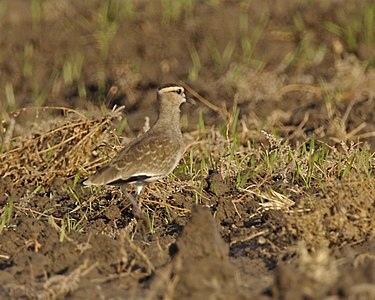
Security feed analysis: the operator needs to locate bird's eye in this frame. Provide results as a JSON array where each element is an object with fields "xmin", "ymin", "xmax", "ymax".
[{"xmin": 176, "ymin": 89, "xmax": 182, "ymax": 95}]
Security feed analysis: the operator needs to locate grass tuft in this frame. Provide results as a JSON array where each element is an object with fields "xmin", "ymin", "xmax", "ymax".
[{"xmin": 0, "ymin": 195, "xmax": 14, "ymax": 233}]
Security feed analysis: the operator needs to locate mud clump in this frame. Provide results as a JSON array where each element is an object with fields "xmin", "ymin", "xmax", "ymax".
[
  {"xmin": 272, "ymin": 239, "xmax": 375, "ymax": 299},
  {"xmin": 168, "ymin": 206, "xmax": 244, "ymax": 300}
]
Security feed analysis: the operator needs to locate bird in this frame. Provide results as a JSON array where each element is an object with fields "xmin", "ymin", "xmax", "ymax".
[{"xmin": 83, "ymin": 84, "xmax": 193, "ymax": 216}]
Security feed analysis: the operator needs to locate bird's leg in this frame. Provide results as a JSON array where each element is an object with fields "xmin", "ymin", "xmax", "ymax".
[
  {"xmin": 121, "ymin": 185, "xmax": 145, "ymax": 218},
  {"xmin": 135, "ymin": 184, "xmax": 145, "ymax": 215},
  {"xmin": 121, "ymin": 187, "xmax": 138, "ymax": 216}
]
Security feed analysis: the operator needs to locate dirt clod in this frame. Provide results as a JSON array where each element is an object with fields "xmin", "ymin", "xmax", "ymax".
[{"xmin": 172, "ymin": 206, "xmax": 241, "ymax": 299}]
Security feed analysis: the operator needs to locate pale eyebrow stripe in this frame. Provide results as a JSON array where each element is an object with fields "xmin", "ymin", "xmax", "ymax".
[{"xmin": 159, "ymin": 86, "xmax": 184, "ymax": 93}]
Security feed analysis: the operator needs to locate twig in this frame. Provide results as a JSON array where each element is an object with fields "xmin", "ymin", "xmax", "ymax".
[
  {"xmin": 179, "ymin": 81, "xmax": 230, "ymax": 120},
  {"xmin": 230, "ymin": 229, "xmax": 269, "ymax": 246}
]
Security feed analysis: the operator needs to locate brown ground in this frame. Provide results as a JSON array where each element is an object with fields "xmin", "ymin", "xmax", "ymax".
[{"xmin": 1, "ymin": 1, "xmax": 375, "ymax": 299}]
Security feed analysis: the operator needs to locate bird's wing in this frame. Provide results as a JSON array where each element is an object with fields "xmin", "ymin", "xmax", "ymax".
[{"xmin": 84, "ymin": 134, "xmax": 183, "ymax": 186}]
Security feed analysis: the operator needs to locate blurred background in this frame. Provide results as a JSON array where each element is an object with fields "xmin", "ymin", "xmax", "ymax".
[{"xmin": 1, "ymin": 0, "xmax": 375, "ymax": 146}]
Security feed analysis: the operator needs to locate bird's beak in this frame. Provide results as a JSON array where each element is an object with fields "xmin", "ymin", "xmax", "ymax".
[{"xmin": 186, "ymin": 95, "xmax": 196, "ymax": 105}]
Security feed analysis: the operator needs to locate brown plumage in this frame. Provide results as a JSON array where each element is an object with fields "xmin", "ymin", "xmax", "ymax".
[{"xmin": 84, "ymin": 84, "xmax": 191, "ymax": 216}]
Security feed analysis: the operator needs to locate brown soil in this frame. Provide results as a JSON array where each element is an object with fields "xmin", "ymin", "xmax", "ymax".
[{"xmin": 1, "ymin": 1, "xmax": 375, "ymax": 299}]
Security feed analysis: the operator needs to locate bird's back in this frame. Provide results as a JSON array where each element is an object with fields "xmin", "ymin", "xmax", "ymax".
[{"xmin": 84, "ymin": 130, "xmax": 184, "ymax": 186}]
